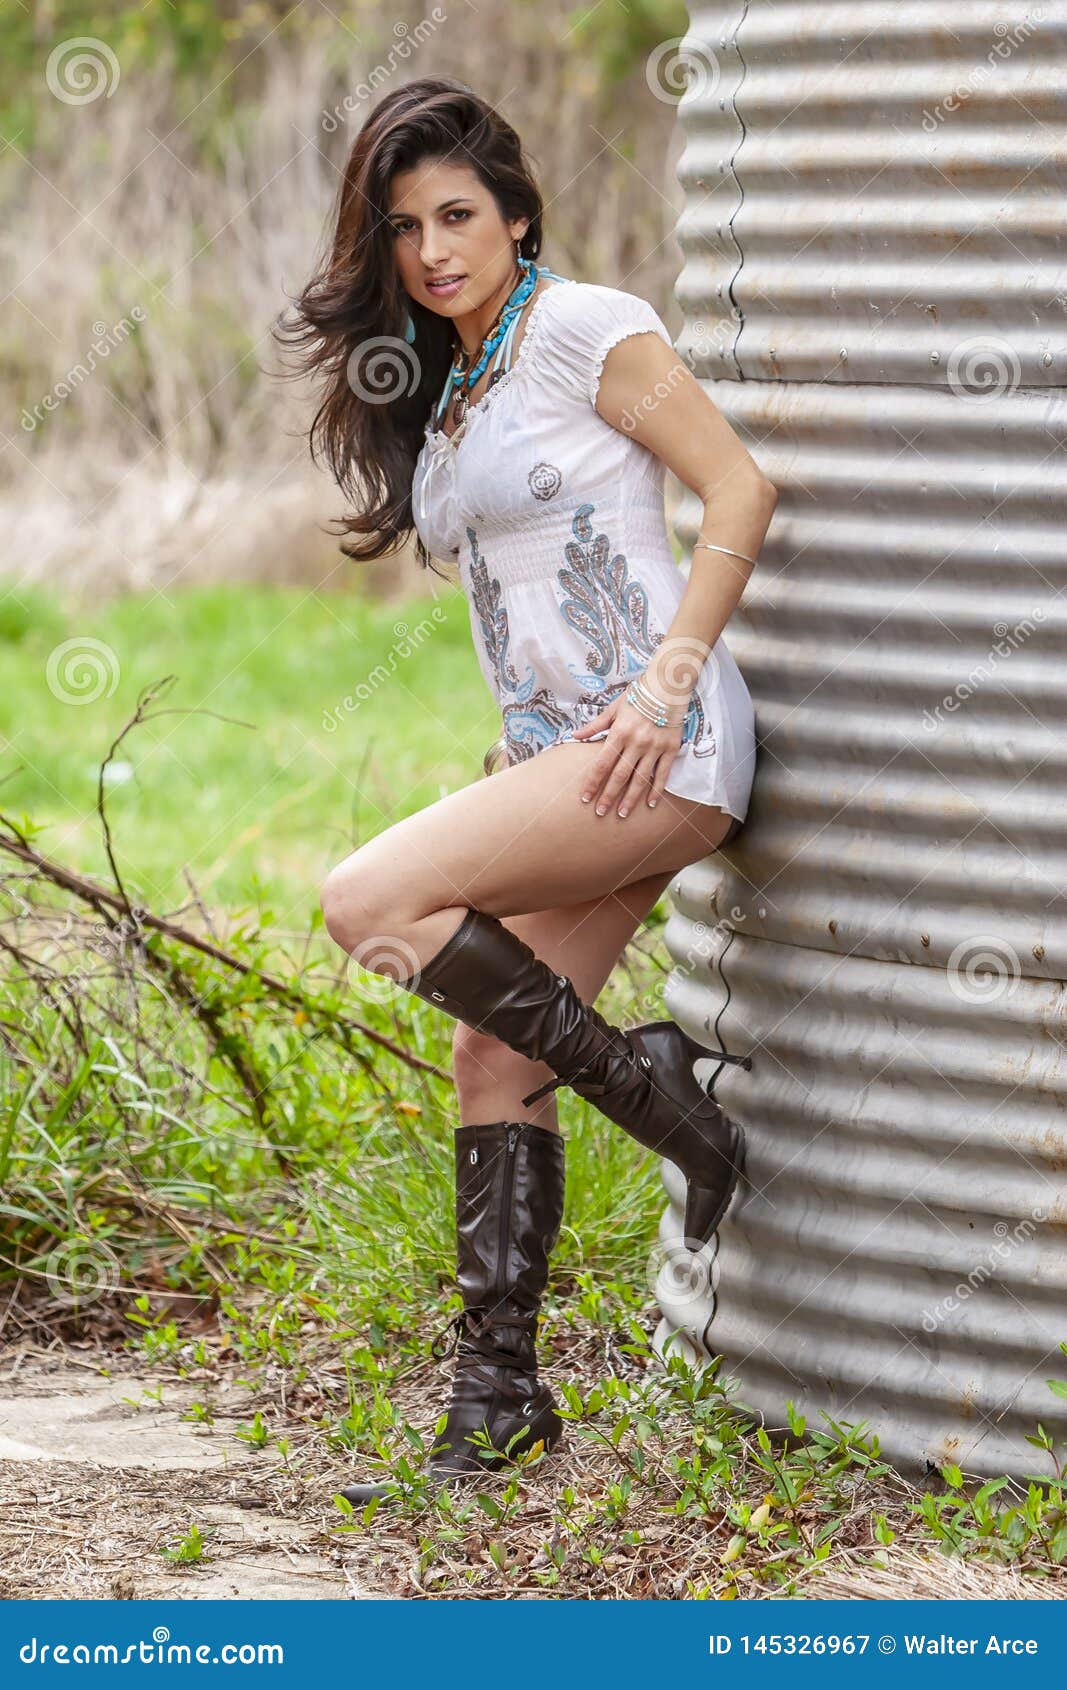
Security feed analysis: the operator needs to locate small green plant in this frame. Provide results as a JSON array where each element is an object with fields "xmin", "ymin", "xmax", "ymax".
[
  {"xmin": 160, "ymin": 1523, "xmax": 212, "ymax": 1566},
  {"xmin": 235, "ymin": 1410, "xmax": 270, "ymax": 1449}
]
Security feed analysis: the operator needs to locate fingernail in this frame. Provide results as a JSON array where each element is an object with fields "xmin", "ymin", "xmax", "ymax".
[
  {"xmin": 595, "ymin": 805, "xmax": 606, "ymax": 816},
  {"xmin": 581, "ymin": 794, "xmax": 591, "ymax": 803},
  {"xmin": 618, "ymin": 808, "xmax": 628, "ymax": 818},
  {"xmin": 649, "ymin": 799, "xmax": 657, "ymax": 808}
]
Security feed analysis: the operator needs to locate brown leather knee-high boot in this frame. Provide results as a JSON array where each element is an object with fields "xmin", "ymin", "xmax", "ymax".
[
  {"xmin": 339, "ymin": 1119, "xmax": 564, "ymax": 1505},
  {"xmin": 402, "ymin": 907, "xmax": 750, "ymax": 1248}
]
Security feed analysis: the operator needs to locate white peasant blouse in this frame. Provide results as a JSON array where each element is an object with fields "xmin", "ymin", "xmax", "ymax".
[{"xmin": 410, "ymin": 279, "xmax": 756, "ymax": 822}]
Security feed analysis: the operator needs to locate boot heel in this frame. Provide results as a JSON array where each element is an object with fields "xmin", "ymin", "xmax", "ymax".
[{"xmin": 672, "ymin": 1023, "xmax": 753, "ymax": 1083}]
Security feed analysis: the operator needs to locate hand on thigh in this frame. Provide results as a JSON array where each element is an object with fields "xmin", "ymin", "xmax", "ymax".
[{"xmin": 325, "ymin": 738, "xmax": 734, "ymax": 940}]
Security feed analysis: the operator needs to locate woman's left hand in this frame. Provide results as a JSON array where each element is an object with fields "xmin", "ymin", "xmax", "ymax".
[{"xmin": 572, "ymin": 692, "xmax": 685, "ymax": 817}]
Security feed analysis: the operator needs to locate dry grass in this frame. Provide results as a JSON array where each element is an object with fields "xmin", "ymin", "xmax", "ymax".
[
  {"xmin": 3, "ymin": 1308, "xmax": 1065, "ymax": 1603},
  {"xmin": 3, "ymin": 9, "xmax": 683, "ymax": 605}
]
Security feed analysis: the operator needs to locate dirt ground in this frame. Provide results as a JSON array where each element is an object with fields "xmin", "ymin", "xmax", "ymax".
[
  {"xmin": 2, "ymin": 1343, "xmax": 1064, "ymax": 1603},
  {"xmin": 0, "ymin": 1350, "xmax": 384, "ymax": 1600}
]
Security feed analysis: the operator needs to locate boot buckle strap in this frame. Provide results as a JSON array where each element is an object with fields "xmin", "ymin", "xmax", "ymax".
[{"xmin": 430, "ymin": 1312, "xmax": 465, "ymax": 1360}]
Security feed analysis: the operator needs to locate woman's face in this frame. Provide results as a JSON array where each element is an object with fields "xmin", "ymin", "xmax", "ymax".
[{"xmin": 387, "ymin": 158, "xmax": 527, "ymax": 318}]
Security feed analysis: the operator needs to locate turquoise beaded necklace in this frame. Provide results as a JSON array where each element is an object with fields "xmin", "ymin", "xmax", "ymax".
[{"xmin": 432, "ymin": 256, "xmax": 571, "ymax": 431}]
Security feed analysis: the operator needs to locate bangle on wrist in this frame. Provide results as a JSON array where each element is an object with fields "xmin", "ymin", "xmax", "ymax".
[
  {"xmin": 631, "ymin": 675, "xmax": 689, "ymax": 717},
  {"xmin": 693, "ymin": 539, "xmax": 758, "ymax": 568},
  {"xmin": 626, "ymin": 676, "xmax": 690, "ymax": 728}
]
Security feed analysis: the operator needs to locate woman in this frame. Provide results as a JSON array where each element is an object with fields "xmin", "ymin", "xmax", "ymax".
[{"xmin": 279, "ymin": 77, "xmax": 777, "ymax": 1502}]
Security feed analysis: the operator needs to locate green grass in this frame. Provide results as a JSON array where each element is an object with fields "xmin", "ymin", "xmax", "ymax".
[
  {"xmin": 0, "ymin": 571, "xmax": 675, "ymax": 1330},
  {"xmin": 4, "ymin": 578, "xmax": 1067, "ymax": 1597},
  {"xmin": 0, "ymin": 576, "xmax": 497, "ymax": 912}
]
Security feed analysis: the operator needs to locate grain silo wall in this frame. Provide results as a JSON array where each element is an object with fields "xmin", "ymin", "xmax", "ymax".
[{"xmin": 655, "ymin": 0, "xmax": 1067, "ymax": 1479}]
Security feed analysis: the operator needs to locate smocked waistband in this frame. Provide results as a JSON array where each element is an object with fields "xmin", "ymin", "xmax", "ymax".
[{"xmin": 461, "ymin": 496, "xmax": 675, "ymax": 587}]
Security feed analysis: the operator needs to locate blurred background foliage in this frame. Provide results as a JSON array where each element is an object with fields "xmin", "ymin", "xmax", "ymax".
[
  {"xmin": 1, "ymin": 0, "xmax": 691, "ymax": 603},
  {"xmin": 3, "ymin": 1, "xmax": 690, "ymax": 140}
]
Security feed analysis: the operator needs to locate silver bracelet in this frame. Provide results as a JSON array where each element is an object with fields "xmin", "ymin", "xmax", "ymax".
[
  {"xmin": 693, "ymin": 540, "xmax": 758, "ymax": 568},
  {"xmin": 632, "ymin": 675, "xmax": 687, "ymax": 715},
  {"xmin": 626, "ymin": 688, "xmax": 673, "ymax": 728},
  {"xmin": 627, "ymin": 677, "xmax": 689, "ymax": 727},
  {"xmin": 631, "ymin": 676, "xmax": 681, "ymax": 712}
]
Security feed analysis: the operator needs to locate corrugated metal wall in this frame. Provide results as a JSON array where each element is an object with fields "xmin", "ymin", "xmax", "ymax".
[{"xmin": 657, "ymin": 0, "xmax": 1067, "ymax": 1478}]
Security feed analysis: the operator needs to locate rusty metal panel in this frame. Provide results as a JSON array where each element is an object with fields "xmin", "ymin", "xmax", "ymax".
[{"xmin": 657, "ymin": 1, "xmax": 1067, "ymax": 1479}]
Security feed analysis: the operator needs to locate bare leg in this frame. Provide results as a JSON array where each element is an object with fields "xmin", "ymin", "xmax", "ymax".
[
  {"xmin": 450, "ymin": 869, "xmax": 675, "ymax": 1133},
  {"xmin": 320, "ymin": 737, "xmax": 738, "ymax": 979}
]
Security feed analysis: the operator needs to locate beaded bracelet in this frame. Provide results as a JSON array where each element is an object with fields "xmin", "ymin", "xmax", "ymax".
[
  {"xmin": 626, "ymin": 686, "xmax": 670, "ymax": 726},
  {"xmin": 632, "ymin": 674, "xmax": 690, "ymax": 716},
  {"xmin": 626, "ymin": 676, "xmax": 689, "ymax": 728}
]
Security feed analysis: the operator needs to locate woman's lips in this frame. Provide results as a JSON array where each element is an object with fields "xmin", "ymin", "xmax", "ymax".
[{"xmin": 425, "ymin": 274, "xmax": 466, "ymax": 298}]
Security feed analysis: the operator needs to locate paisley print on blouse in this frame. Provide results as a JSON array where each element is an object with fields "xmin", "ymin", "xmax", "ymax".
[
  {"xmin": 468, "ymin": 506, "xmax": 715, "ymax": 765},
  {"xmin": 408, "ymin": 279, "xmax": 754, "ymax": 818},
  {"xmin": 556, "ymin": 503, "xmax": 715, "ymax": 758}
]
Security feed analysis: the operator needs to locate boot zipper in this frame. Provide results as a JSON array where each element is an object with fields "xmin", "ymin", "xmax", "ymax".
[
  {"xmin": 488, "ymin": 1125, "xmax": 521, "ymax": 1438},
  {"xmin": 496, "ymin": 1125, "xmax": 519, "ymax": 1297}
]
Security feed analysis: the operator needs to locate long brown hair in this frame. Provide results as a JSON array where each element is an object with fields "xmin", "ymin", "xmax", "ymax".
[{"xmin": 275, "ymin": 77, "xmax": 545, "ymax": 574}]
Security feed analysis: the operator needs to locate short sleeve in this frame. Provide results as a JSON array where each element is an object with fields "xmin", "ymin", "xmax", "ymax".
[{"xmin": 543, "ymin": 283, "xmax": 674, "ymax": 409}]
